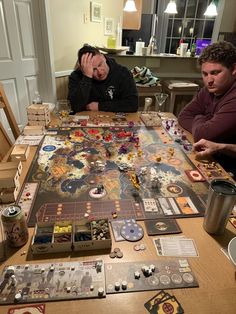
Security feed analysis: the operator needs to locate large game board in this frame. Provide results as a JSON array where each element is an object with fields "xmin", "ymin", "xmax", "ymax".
[
  {"xmin": 20, "ymin": 125, "xmax": 209, "ymax": 227},
  {"xmin": 105, "ymin": 258, "xmax": 198, "ymax": 293},
  {"xmin": 0, "ymin": 260, "xmax": 105, "ymax": 304}
]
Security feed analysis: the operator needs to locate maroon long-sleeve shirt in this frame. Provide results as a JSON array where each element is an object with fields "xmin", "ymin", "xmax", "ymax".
[{"xmin": 178, "ymin": 80, "xmax": 236, "ymax": 144}]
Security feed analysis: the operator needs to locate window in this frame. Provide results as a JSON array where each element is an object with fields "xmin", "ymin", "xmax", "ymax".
[{"xmin": 158, "ymin": 0, "xmax": 216, "ymax": 54}]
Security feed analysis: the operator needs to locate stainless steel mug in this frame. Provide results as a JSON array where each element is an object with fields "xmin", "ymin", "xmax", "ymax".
[{"xmin": 203, "ymin": 179, "xmax": 236, "ymax": 235}]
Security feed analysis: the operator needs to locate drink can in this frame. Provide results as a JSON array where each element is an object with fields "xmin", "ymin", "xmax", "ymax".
[{"xmin": 1, "ymin": 205, "xmax": 28, "ymax": 247}]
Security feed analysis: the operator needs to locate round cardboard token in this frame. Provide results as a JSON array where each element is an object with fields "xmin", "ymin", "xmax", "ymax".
[{"xmin": 120, "ymin": 222, "xmax": 144, "ymax": 242}]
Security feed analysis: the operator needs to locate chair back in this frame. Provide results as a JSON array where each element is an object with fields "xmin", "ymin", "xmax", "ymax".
[
  {"xmin": 0, "ymin": 82, "xmax": 20, "ymax": 140},
  {"xmin": 0, "ymin": 121, "xmax": 12, "ymax": 161}
]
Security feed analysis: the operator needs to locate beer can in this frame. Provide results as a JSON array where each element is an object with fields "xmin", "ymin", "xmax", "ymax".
[{"xmin": 1, "ymin": 205, "xmax": 28, "ymax": 247}]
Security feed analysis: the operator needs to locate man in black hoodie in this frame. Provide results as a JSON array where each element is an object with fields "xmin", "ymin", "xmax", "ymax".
[{"xmin": 68, "ymin": 45, "xmax": 138, "ymax": 113}]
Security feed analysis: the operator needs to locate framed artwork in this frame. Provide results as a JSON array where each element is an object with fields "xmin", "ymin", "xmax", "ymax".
[
  {"xmin": 104, "ymin": 18, "xmax": 114, "ymax": 35},
  {"xmin": 90, "ymin": 2, "xmax": 102, "ymax": 23}
]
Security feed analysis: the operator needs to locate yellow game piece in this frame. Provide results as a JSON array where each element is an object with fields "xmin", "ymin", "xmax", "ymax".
[{"xmin": 207, "ymin": 172, "xmax": 212, "ymax": 177}]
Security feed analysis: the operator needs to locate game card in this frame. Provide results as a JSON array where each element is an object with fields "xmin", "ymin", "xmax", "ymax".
[
  {"xmin": 144, "ymin": 290, "xmax": 171, "ymax": 312},
  {"xmin": 144, "ymin": 218, "xmax": 182, "ymax": 235},
  {"xmin": 158, "ymin": 198, "xmax": 181, "ymax": 215},
  {"xmin": 7, "ymin": 303, "xmax": 45, "ymax": 314},
  {"xmin": 110, "ymin": 219, "xmax": 136, "ymax": 241},
  {"xmin": 152, "ymin": 296, "xmax": 184, "ymax": 314},
  {"xmin": 153, "ymin": 237, "xmax": 199, "ymax": 257},
  {"xmin": 175, "ymin": 197, "xmax": 199, "ymax": 214}
]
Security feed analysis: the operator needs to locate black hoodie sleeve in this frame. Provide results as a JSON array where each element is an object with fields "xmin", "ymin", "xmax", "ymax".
[{"xmin": 68, "ymin": 71, "xmax": 92, "ymax": 112}]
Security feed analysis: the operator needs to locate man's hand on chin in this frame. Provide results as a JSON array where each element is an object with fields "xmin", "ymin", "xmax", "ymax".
[{"xmin": 86, "ymin": 102, "xmax": 99, "ymax": 111}]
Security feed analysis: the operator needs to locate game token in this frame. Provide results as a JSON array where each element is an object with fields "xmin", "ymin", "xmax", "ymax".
[
  {"xmin": 120, "ymin": 222, "xmax": 144, "ymax": 242},
  {"xmin": 139, "ymin": 243, "xmax": 146, "ymax": 250},
  {"xmin": 133, "ymin": 244, "xmax": 140, "ymax": 251},
  {"xmin": 114, "ymin": 247, "xmax": 120, "ymax": 253},
  {"xmin": 116, "ymin": 251, "xmax": 123, "ymax": 258},
  {"xmin": 109, "ymin": 252, "xmax": 116, "ymax": 259}
]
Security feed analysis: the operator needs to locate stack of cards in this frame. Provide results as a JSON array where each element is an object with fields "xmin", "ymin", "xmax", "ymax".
[{"xmin": 144, "ymin": 290, "xmax": 184, "ymax": 313}]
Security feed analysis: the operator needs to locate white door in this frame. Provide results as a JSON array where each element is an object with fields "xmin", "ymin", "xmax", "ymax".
[{"xmin": 0, "ymin": 0, "xmax": 55, "ymax": 136}]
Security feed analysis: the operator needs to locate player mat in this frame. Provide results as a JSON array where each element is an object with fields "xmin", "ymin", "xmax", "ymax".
[
  {"xmin": 22, "ymin": 126, "xmax": 209, "ymax": 227},
  {"xmin": 105, "ymin": 258, "xmax": 198, "ymax": 294},
  {"xmin": 0, "ymin": 260, "xmax": 105, "ymax": 305}
]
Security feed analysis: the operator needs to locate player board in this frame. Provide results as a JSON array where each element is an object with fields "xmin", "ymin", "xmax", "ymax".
[
  {"xmin": 0, "ymin": 260, "xmax": 105, "ymax": 304},
  {"xmin": 20, "ymin": 125, "xmax": 209, "ymax": 227},
  {"xmin": 105, "ymin": 258, "xmax": 198, "ymax": 293}
]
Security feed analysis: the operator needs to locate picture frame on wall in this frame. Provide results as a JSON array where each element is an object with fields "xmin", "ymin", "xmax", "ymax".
[
  {"xmin": 104, "ymin": 18, "xmax": 114, "ymax": 35},
  {"xmin": 90, "ymin": 2, "xmax": 102, "ymax": 23}
]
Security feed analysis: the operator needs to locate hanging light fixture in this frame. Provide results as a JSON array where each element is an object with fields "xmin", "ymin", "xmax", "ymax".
[
  {"xmin": 123, "ymin": 0, "xmax": 137, "ymax": 12},
  {"xmin": 204, "ymin": 1, "xmax": 218, "ymax": 17},
  {"xmin": 164, "ymin": 1, "xmax": 178, "ymax": 14}
]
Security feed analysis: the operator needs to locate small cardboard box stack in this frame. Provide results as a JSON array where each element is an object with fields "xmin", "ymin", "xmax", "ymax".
[
  {"xmin": 0, "ymin": 161, "xmax": 22, "ymax": 203},
  {"xmin": 10, "ymin": 144, "xmax": 30, "ymax": 161},
  {"xmin": 23, "ymin": 125, "xmax": 45, "ymax": 136},
  {"xmin": 27, "ymin": 104, "xmax": 50, "ymax": 126}
]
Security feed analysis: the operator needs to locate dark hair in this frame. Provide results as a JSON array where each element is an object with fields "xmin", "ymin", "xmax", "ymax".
[
  {"xmin": 198, "ymin": 41, "xmax": 236, "ymax": 69},
  {"xmin": 77, "ymin": 44, "xmax": 101, "ymax": 65}
]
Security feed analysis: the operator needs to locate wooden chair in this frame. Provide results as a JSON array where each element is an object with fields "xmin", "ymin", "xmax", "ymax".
[
  {"xmin": 0, "ymin": 122, "xmax": 12, "ymax": 161},
  {"xmin": 0, "ymin": 82, "xmax": 20, "ymax": 140}
]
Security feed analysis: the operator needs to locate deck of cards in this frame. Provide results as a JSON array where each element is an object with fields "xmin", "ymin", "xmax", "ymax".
[{"xmin": 145, "ymin": 290, "xmax": 184, "ymax": 313}]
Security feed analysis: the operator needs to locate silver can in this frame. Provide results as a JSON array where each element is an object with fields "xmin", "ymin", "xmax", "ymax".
[
  {"xmin": 1, "ymin": 205, "xmax": 29, "ymax": 247},
  {"xmin": 203, "ymin": 179, "xmax": 236, "ymax": 235}
]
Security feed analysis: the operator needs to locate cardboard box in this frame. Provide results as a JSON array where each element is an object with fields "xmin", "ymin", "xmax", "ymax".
[
  {"xmin": 0, "ymin": 169, "xmax": 20, "ymax": 188},
  {"xmin": 23, "ymin": 125, "xmax": 45, "ymax": 136},
  {"xmin": 31, "ymin": 219, "xmax": 111, "ymax": 254},
  {"xmin": 0, "ymin": 185, "xmax": 20, "ymax": 203},
  {"xmin": 31, "ymin": 221, "xmax": 73, "ymax": 254},
  {"xmin": 73, "ymin": 219, "xmax": 111, "ymax": 252},
  {"xmin": 0, "ymin": 161, "xmax": 22, "ymax": 175},
  {"xmin": 10, "ymin": 144, "xmax": 30, "ymax": 161}
]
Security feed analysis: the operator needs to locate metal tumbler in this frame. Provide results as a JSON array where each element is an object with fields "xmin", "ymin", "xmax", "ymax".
[{"xmin": 203, "ymin": 179, "xmax": 236, "ymax": 235}]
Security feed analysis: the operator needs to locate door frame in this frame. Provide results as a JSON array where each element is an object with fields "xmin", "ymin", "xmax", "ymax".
[{"xmin": 34, "ymin": 0, "xmax": 56, "ymax": 103}]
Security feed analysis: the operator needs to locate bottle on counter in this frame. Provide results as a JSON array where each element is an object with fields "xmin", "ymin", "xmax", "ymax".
[
  {"xmin": 32, "ymin": 91, "xmax": 42, "ymax": 104},
  {"xmin": 176, "ymin": 38, "xmax": 183, "ymax": 55},
  {"xmin": 190, "ymin": 40, "xmax": 196, "ymax": 57}
]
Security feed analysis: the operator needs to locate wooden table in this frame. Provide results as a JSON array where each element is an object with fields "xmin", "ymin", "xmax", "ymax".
[{"xmin": 0, "ymin": 112, "xmax": 236, "ymax": 314}]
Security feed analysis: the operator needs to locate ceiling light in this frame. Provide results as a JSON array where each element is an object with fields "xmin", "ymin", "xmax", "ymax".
[
  {"xmin": 164, "ymin": 1, "xmax": 178, "ymax": 14},
  {"xmin": 123, "ymin": 0, "xmax": 137, "ymax": 12},
  {"xmin": 204, "ymin": 1, "xmax": 218, "ymax": 17}
]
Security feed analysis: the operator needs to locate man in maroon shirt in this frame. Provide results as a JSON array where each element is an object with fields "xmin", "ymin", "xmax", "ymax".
[
  {"xmin": 178, "ymin": 41, "xmax": 236, "ymax": 143},
  {"xmin": 178, "ymin": 41, "xmax": 236, "ymax": 174}
]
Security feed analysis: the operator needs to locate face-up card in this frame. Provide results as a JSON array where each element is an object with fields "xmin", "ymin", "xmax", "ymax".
[
  {"xmin": 145, "ymin": 218, "xmax": 182, "ymax": 235},
  {"xmin": 7, "ymin": 304, "xmax": 45, "ymax": 314},
  {"xmin": 110, "ymin": 219, "xmax": 136, "ymax": 241},
  {"xmin": 144, "ymin": 290, "xmax": 171, "ymax": 312},
  {"xmin": 185, "ymin": 169, "xmax": 205, "ymax": 182},
  {"xmin": 175, "ymin": 197, "xmax": 199, "ymax": 215},
  {"xmin": 152, "ymin": 296, "xmax": 184, "ymax": 314}
]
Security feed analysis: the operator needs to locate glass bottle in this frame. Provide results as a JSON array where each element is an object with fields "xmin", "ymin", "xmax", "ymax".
[{"xmin": 32, "ymin": 91, "xmax": 42, "ymax": 104}]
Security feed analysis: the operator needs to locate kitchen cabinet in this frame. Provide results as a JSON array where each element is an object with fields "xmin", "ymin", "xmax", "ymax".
[{"xmin": 122, "ymin": 0, "xmax": 142, "ymax": 30}]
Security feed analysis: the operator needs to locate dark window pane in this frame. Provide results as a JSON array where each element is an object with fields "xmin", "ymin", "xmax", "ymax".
[
  {"xmin": 170, "ymin": 38, "xmax": 179, "ymax": 54},
  {"xmin": 204, "ymin": 20, "xmax": 214, "ymax": 38},
  {"xmin": 165, "ymin": 39, "xmax": 170, "ymax": 53},
  {"xmin": 172, "ymin": 20, "xmax": 184, "ymax": 37},
  {"xmin": 175, "ymin": 0, "xmax": 186, "ymax": 18},
  {"xmin": 167, "ymin": 19, "xmax": 173, "ymax": 37},
  {"xmin": 183, "ymin": 19, "xmax": 194, "ymax": 38},
  {"xmin": 194, "ymin": 20, "xmax": 204, "ymax": 38},
  {"xmin": 197, "ymin": 0, "xmax": 209, "ymax": 18},
  {"xmin": 186, "ymin": 0, "xmax": 197, "ymax": 18}
]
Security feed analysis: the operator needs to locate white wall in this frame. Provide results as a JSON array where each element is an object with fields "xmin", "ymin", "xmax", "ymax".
[{"xmin": 48, "ymin": 0, "xmax": 123, "ymax": 72}]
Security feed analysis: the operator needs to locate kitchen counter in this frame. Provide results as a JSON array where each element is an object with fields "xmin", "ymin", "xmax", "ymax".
[{"xmin": 107, "ymin": 53, "xmax": 201, "ymax": 80}]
